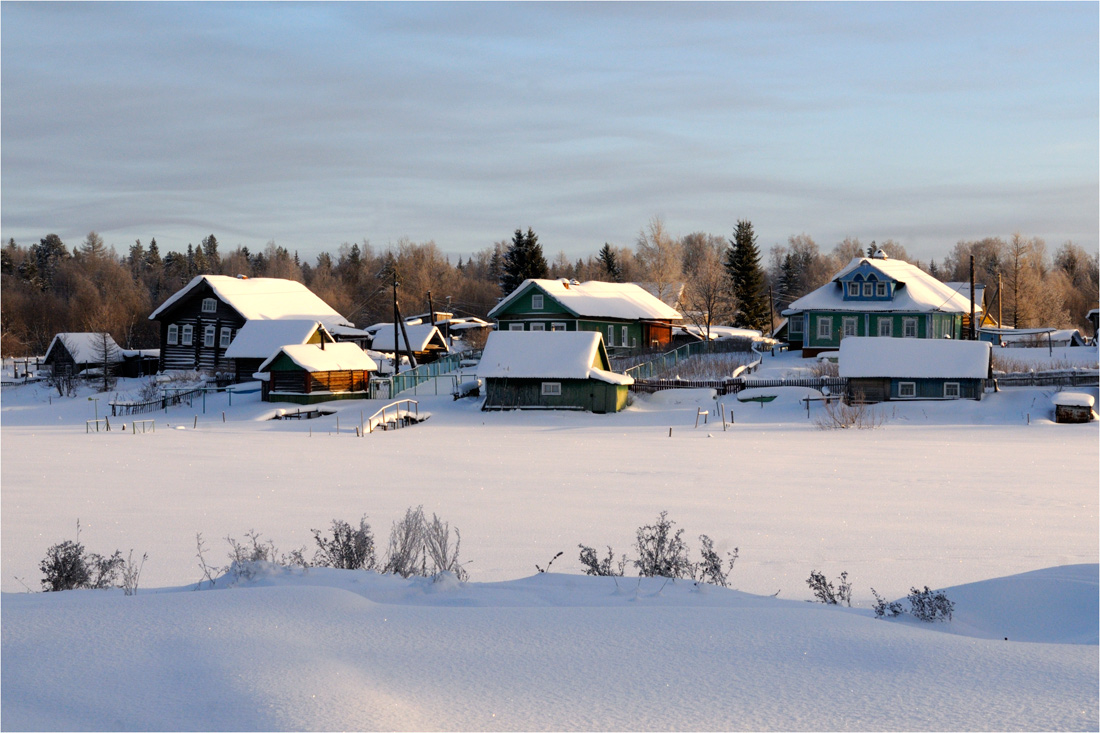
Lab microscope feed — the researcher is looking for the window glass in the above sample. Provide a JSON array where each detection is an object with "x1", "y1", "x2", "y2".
[
  {"x1": 621, "y1": 326, "x2": 628, "y2": 347},
  {"x1": 847, "y1": 283, "x2": 859, "y2": 297},
  {"x1": 202, "y1": 298, "x2": 217, "y2": 313},
  {"x1": 944, "y1": 382, "x2": 960, "y2": 398},
  {"x1": 167, "y1": 324, "x2": 178, "y2": 346},
  {"x1": 531, "y1": 294, "x2": 544, "y2": 309},
  {"x1": 220, "y1": 327, "x2": 232, "y2": 348},
  {"x1": 181, "y1": 325, "x2": 193, "y2": 346},
  {"x1": 903, "y1": 318, "x2": 917, "y2": 338},
  {"x1": 878, "y1": 319, "x2": 892, "y2": 337},
  {"x1": 550, "y1": 322, "x2": 567, "y2": 331},
  {"x1": 530, "y1": 323, "x2": 545, "y2": 331},
  {"x1": 899, "y1": 382, "x2": 916, "y2": 397},
  {"x1": 862, "y1": 283, "x2": 873, "y2": 297},
  {"x1": 876, "y1": 282, "x2": 887, "y2": 297},
  {"x1": 817, "y1": 318, "x2": 832, "y2": 339},
  {"x1": 541, "y1": 382, "x2": 561, "y2": 396},
  {"x1": 204, "y1": 326, "x2": 216, "y2": 347},
  {"x1": 843, "y1": 318, "x2": 857, "y2": 337},
  {"x1": 509, "y1": 323, "x2": 524, "y2": 331}
]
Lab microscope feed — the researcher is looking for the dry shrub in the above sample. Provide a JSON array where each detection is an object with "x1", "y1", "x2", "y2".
[
  {"x1": 809, "y1": 359, "x2": 839, "y2": 377},
  {"x1": 814, "y1": 391, "x2": 885, "y2": 430}
]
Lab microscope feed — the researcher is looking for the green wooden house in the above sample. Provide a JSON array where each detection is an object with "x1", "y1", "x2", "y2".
[
  {"x1": 477, "y1": 331, "x2": 633, "y2": 413},
  {"x1": 487, "y1": 279, "x2": 682, "y2": 354},
  {"x1": 256, "y1": 342, "x2": 378, "y2": 405},
  {"x1": 782, "y1": 252, "x2": 977, "y2": 357},
  {"x1": 839, "y1": 337, "x2": 991, "y2": 402}
]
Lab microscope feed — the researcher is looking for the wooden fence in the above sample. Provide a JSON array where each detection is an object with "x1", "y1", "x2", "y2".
[{"x1": 630, "y1": 376, "x2": 848, "y2": 396}]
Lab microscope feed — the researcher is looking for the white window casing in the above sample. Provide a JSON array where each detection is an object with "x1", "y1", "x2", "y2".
[
  {"x1": 899, "y1": 381, "x2": 916, "y2": 398},
  {"x1": 843, "y1": 317, "x2": 858, "y2": 338},
  {"x1": 531, "y1": 294, "x2": 544, "y2": 310},
  {"x1": 181, "y1": 324, "x2": 193, "y2": 346},
  {"x1": 878, "y1": 319, "x2": 892, "y2": 337},
  {"x1": 847, "y1": 282, "x2": 859, "y2": 297},
  {"x1": 862, "y1": 282, "x2": 873, "y2": 297},
  {"x1": 203, "y1": 325, "x2": 216, "y2": 347},
  {"x1": 167, "y1": 324, "x2": 179, "y2": 346},
  {"x1": 219, "y1": 327, "x2": 232, "y2": 348},
  {"x1": 790, "y1": 315, "x2": 803, "y2": 334},
  {"x1": 550, "y1": 322, "x2": 567, "y2": 331},
  {"x1": 509, "y1": 322, "x2": 524, "y2": 331},
  {"x1": 876, "y1": 282, "x2": 888, "y2": 297},
  {"x1": 530, "y1": 323, "x2": 546, "y2": 331},
  {"x1": 944, "y1": 382, "x2": 960, "y2": 399},
  {"x1": 903, "y1": 318, "x2": 918, "y2": 338},
  {"x1": 620, "y1": 325, "x2": 628, "y2": 347},
  {"x1": 607, "y1": 325, "x2": 614, "y2": 344},
  {"x1": 541, "y1": 382, "x2": 561, "y2": 396},
  {"x1": 817, "y1": 317, "x2": 832, "y2": 340},
  {"x1": 201, "y1": 297, "x2": 217, "y2": 313}
]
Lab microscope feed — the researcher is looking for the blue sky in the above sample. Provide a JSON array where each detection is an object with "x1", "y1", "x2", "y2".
[{"x1": 2, "y1": 2, "x2": 1096, "y2": 264}]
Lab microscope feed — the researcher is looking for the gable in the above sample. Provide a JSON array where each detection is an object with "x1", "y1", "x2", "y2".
[
  {"x1": 149, "y1": 275, "x2": 351, "y2": 330},
  {"x1": 488, "y1": 279, "x2": 682, "y2": 322}
]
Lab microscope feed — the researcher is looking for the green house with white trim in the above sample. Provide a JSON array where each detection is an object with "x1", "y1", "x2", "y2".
[
  {"x1": 487, "y1": 279, "x2": 682, "y2": 354},
  {"x1": 782, "y1": 252, "x2": 977, "y2": 357},
  {"x1": 477, "y1": 330, "x2": 633, "y2": 413}
]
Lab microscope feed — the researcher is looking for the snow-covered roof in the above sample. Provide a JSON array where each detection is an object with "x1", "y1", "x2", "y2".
[
  {"x1": 257, "y1": 342, "x2": 378, "y2": 373},
  {"x1": 839, "y1": 337, "x2": 991, "y2": 379},
  {"x1": 149, "y1": 276, "x2": 352, "y2": 329},
  {"x1": 448, "y1": 318, "x2": 493, "y2": 331},
  {"x1": 488, "y1": 279, "x2": 682, "y2": 321},
  {"x1": 985, "y1": 328, "x2": 1082, "y2": 344},
  {"x1": 369, "y1": 323, "x2": 447, "y2": 352},
  {"x1": 477, "y1": 331, "x2": 633, "y2": 385},
  {"x1": 224, "y1": 320, "x2": 328, "y2": 359},
  {"x1": 44, "y1": 333, "x2": 124, "y2": 364},
  {"x1": 785, "y1": 258, "x2": 976, "y2": 315},
  {"x1": 1052, "y1": 392, "x2": 1095, "y2": 408}
]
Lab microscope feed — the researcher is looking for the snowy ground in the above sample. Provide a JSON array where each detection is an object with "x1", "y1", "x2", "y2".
[{"x1": 2, "y1": 345, "x2": 1097, "y2": 730}]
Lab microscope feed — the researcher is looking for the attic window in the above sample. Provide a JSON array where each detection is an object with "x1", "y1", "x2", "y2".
[
  {"x1": 201, "y1": 297, "x2": 217, "y2": 313},
  {"x1": 876, "y1": 282, "x2": 888, "y2": 297},
  {"x1": 847, "y1": 283, "x2": 859, "y2": 297},
  {"x1": 862, "y1": 282, "x2": 873, "y2": 297},
  {"x1": 531, "y1": 294, "x2": 544, "y2": 310}
]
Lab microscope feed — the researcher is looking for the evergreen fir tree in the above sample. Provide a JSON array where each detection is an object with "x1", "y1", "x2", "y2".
[
  {"x1": 501, "y1": 227, "x2": 549, "y2": 295},
  {"x1": 725, "y1": 219, "x2": 769, "y2": 331},
  {"x1": 597, "y1": 243, "x2": 622, "y2": 282}
]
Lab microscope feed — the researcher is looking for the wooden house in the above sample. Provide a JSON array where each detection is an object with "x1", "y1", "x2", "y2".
[
  {"x1": 783, "y1": 252, "x2": 976, "y2": 357},
  {"x1": 42, "y1": 333, "x2": 158, "y2": 379},
  {"x1": 256, "y1": 342, "x2": 378, "y2": 404},
  {"x1": 477, "y1": 331, "x2": 633, "y2": 413},
  {"x1": 368, "y1": 323, "x2": 450, "y2": 363},
  {"x1": 487, "y1": 279, "x2": 682, "y2": 354},
  {"x1": 148, "y1": 275, "x2": 353, "y2": 376},
  {"x1": 839, "y1": 337, "x2": 991, "y2": 403},
  {"x1": 223, "y1": 320, "x2": 334, "y2": 383}
]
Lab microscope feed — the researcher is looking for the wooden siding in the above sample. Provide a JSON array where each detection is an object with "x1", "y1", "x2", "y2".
[
  {"x1": 848, "y1": 376, "x2": 982, "y2": 402},
  {"x1": 155, "y1": 284, "x2": 245, "y2": 373},
  {"x1": 483, "y1": 377, "x2": 628, "y2": 413}
]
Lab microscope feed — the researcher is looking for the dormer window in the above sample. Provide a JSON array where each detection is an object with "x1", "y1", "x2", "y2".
[
  {"x1": 862, "y1": 282, "x2": 873, "y2": 297},
  {"x1": 847, "y1": 282, "x2": 859, "y2": 297},
  {"x1": 876, "y1": 282, "x2": 887, "y2": 297},
  {"x1": 531, "y1": 294, "x2": 544, "y2": 310},
  {"x1": 201, "y1": 297, "x2": 217, "y2": 313}
]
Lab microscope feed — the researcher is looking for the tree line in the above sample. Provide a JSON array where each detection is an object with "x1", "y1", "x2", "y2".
[{"x1": 1, "y1": 222, "x2": 1095, "y2": 357}]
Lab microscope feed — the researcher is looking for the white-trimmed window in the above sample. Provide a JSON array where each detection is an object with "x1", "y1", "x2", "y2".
[
  {"x1": 167, "y1": 324, "x2": 179, "y2": 346},
  {"x1": 862, "y1": 282, "x2": 873, "y2": 297},
  {"x1": 943, "y1": 382, "x2": 960, "y2": 399},
  {"x1": 219, "y1": 327, "x2": 232, "y2": 348},
  {"x1": 509, "y1": 322, "x2": 524, "y2": 331},
  {"x1": 551, "y1": 322, "x2": 567, "y2": 331},
  {"x1": 607, "y1": 325, "x2": 614, "y2": 344},
  {"x1": 842, "y1": 317, "x2": 858, "y2": 338},
  {"x1": 531, "y1": 294, "x2": 544, "y2": 310},
  {"x1": 541, "y1": 382, "x2": 561, "y2": 396},
  {"x1": 817, "y1": 317, "x2": 832, "y2": 340},
  {"x1": 790, "y1": 315, "x2": 803, "y2": 334},
  {"x1": 181, "y1": 324, "x2": 193, "y2": 346},
  {"x1": 203, "y1": 325, "x2": 216, "y2": 347},
  {"x1": 876, "y1": 282, "x2": 888, "y2": 297},
  {"x1": 878, "y1": 319, "x2": 892, "y2": 337},
  {"x1": 899, "y1": 381, "x2": 916, "y2": 398},
  {"x1": 847, "y1": 282, "x2": 859, "y2": 297},
  {"x1": 620, "y1": 325, "x2": 628, "y2": 347},
  {"x1": 530, "y1": 323, "x2": 546, "y2": 331},
  {"x1": 201, "y1": 297, "x2": 217, "y2": 313},
  {"x1": 903, "y1": 318, "x2": 918, "y2": 338}
]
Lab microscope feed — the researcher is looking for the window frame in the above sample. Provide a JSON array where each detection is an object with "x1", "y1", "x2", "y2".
[
  {"x1": 943, "y1": 382, "x2": 960, "y2": 399},
  {"x1": 219, "y1": 327, "x2": 232, "y2": 348},
  {"x1": 203, "y1": 325, "x2": 216, "y2": 348},
  {"x1": 607, "y1": 325, "x2": 614, "y2": 344},
  {"x1": 530, "y1": 323, "x2": 546, "y2": 331},
  {"x1": 790, "y1": 315, "x2": 803, "y2": 334},
  {"x1": 550, "y1": 322, "x2": 567, "y2": 332},
  {"x1": 903, "y1": 317, "x2": 918, "y2": 338},
  {"x1": 620, "y1": 325, "x2": 628, "y2": 347},
  {"x1": 842, "y1": 317, "x2": 858, "y2": 338},
  {"x1": 876, "y1": 282, "x2": 888, "y2": 297},
  {"x1": 181, "y1": 324, "x2": 193, "y2": 346},
  {"x1": 878, "y1": 319, "x2": 893, "y2": 337},
  {"x1": 817, "y1": 317, "x2": 832, "y2": 340},
  {"x1": 847, "y1": 282, "x2": 859, "y2": 297},
  {"x1": 166, "y1": 324, "x2": 179, "y2": 346},
  {"x1": 862, "y1": 282, "x2": 873, "y2": 297},
  {"x1": 898, "y1": 381, "x2": 916, "y2": 398},
  {"x1": 531, "y1": 293, "x2": 544, "y2": 310},
  {"x1": 541, "y1": 381, "x2": 561, "y2": 396},
  {"x1": 201, "y1": 297, "x2": 217, "y2": 314},
  {"x1": 508, "y1": 322, "x2": 525, "y2": 331}
]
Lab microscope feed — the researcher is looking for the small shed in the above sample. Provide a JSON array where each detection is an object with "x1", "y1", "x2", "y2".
[
  {"x1": 224, "y1": 320, "x2": 334, "y2": 383},
  {"x1": 839, "y1": 337, "x2": 991, "y2": 402},
  {"x1": 256, "y1": 342, "x2": 378, "y2": 404},
  {"x1": 369, "y1": 323, "x2": 450, "y2": 363},
  {"x1": 1052, "y1": 393, "x2": 1096, "y2": 423},
  {"x1": 477, "y1": 331, "x2": 633, "y2": 413}
]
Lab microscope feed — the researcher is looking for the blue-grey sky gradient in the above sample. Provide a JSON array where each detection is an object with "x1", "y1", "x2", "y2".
[{"x1": 3, "y1": 2, "x2": 1097, "y2": 264}]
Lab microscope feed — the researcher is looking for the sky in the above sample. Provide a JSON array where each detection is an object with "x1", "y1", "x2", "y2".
[{"x1": 2, "y1": 2, "x2": 1097, "y2": 266}]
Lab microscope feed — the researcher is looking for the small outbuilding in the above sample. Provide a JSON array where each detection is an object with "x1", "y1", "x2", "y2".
[
  {"x1": 1052, "y1": 393, "x2": 1096, "y2": 423},
  {"x1": 42, "y1": 332, "x2": 158, "y2": 378},
  {"x1": 839, "y1": 337, "x2": 992, "y2": 402},
  {"x1": 224, "y1": 319, "x2": 334, "y2": 383},
  {"x1": 256, "y1": 342, "x2": 378, "y2": 404},
  {"x1": 478, "y1": 331, "x2": 633, "y2": 413},
  {"x1": 369, "y1": 323, "x2": 450, "y2": 363}
]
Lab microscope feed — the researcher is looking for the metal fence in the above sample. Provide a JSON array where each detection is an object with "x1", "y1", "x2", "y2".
[
  {"x1": 620, "y1": 339, "x2": 757, "y2": 381},
  {"x1": 991, "y1": 370, "x2": 1099, "y2": 388},
  {"x1": 631, "y1": 376, "x2": 848, "y2": 396},
  {"x1": 390, "y1": 350, "x2": 481, "y2": 396}
]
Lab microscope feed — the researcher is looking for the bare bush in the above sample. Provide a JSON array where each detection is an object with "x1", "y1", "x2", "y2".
[
  {"x1": 806, "y1": 570, "x2": 852, "y2": 606},
  {"x1": 312, "y1": 517, "x2": 375, "y2": 570},
  {"x1": 814, "y1": 392, "x2": 885, "y2": 430},
  {"x1": 121, "y1": 550, "x2": 148, "y2": 596},
  {"x1": 871, "y1": 587, "x2": 904, "y2": 618},
  {"x1": 578, "y1": 545, "x2": 626, "y2": 576},
  {"x1": 194, "y1": 532, "x2": 223, "y2": 589},
  {"x1": 908, "y1": 586, "x2": 955, "y2": 622},
  {"x1": 634, "y1": 511, "x2": 693, "y2": 579},
  {"x1": 39, "y1": 522, "x2": 124, "y2": 592},
  {"x1": 384, "y1": 506, "x2": 427, "y2": 578},
  {"x1": 808, "y1": 359, "x2": 839, "y2": 377},
  {"x1": 424, "y1": 512, "x2": 468, "y2": 580},
  {"x1": 695, "y1": 535, "x2": 738, "y2": 588}
]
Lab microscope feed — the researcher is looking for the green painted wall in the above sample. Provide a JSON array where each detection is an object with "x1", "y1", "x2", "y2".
[
  {"x1": 802, "y1": 311, "x2": 961, "y2": 349},
  {"x1": 483, "y1": 378, "x2": 628, "y2": 413}
]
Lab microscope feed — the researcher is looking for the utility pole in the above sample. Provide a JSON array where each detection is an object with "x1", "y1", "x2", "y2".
[{"x1": 969, "y1": 255, "x2": 976, "y2": 341}]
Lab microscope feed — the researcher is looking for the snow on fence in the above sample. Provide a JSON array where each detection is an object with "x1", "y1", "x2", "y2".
[
  {"x1": 992, "y1": 369, "x2": 1099, "y2": 388},
  {"x1": 630, "y1": 376, "x2": 848, "y2": 396}
]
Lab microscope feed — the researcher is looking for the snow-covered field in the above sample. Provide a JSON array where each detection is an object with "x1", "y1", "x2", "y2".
[{"x1": 2, "y1": 346, "x2": 1097, "y2": 731}]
